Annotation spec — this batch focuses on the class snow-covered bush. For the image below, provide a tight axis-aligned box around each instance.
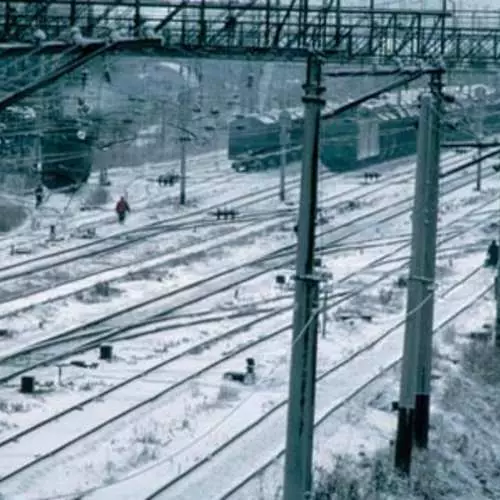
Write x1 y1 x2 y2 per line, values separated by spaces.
461 341 500 385
217 382 240 403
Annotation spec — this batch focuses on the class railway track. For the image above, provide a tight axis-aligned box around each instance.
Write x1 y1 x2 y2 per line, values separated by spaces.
0 161 494 384
31 208 493 352
0 194 493 499
147 283 491 500
0 146 467 276
0 164 430 325
0 238 489 500
0 153 421 294
0 149 487 325
0 164 401 284
0 160 303 255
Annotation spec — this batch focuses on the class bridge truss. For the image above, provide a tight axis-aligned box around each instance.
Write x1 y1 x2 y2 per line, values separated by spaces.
0 1 499 67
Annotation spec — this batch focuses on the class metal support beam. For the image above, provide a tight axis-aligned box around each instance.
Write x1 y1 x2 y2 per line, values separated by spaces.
155 1 186 33
70 0 77 25
0 42 120 113
394 92 433 475
413 71 441 450
335 0 341 47
283 53 325 500
134 0 141 37
4 0 11 40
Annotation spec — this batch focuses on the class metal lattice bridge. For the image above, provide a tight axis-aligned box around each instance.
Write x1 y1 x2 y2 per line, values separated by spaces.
0 0 500 64
0 1 499 112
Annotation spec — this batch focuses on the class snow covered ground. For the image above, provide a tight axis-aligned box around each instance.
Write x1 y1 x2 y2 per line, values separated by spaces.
0 146 497 500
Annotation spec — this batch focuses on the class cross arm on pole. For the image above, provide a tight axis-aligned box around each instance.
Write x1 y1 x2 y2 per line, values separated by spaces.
322 67 444 121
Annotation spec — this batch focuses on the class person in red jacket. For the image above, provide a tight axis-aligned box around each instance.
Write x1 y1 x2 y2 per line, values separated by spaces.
115 196 130 223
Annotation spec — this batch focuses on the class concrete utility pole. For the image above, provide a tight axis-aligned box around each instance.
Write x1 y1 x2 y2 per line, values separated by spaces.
394 92 433 475
279 110 291 202
283 54 325 500
35 55 47 187
475 86 486 191
178 88 191 205
98 69 109 186
413 72 442 450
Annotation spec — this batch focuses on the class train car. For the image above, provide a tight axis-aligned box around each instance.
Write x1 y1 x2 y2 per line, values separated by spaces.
228 108 304 172
319 102 420 171
228 85 500 173
41 118 94 191
228 100 418 172
0 106 95 191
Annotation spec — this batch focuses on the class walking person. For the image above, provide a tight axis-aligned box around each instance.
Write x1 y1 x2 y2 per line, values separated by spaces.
115 196 130 224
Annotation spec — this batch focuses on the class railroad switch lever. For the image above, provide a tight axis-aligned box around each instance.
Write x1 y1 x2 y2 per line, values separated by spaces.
222 357 256 385
215 207 238 220
56 360 99 385
158 173 179 186
364 171 381 182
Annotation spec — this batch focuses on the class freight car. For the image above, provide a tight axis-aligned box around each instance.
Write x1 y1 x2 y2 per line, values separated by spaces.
228 86 500 173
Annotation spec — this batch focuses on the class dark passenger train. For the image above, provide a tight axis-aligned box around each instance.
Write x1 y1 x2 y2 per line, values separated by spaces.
0 105 94 192
228 86 500 173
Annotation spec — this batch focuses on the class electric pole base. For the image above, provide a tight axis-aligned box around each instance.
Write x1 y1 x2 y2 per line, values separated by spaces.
414 393 430 449
394 407 414 475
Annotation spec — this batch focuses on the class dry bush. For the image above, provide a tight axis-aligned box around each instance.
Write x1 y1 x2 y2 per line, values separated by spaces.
0 399 31 414
217 382 240 402
314 456 365 500
75 282 121 303
461 341 500 385
378 288 393 306
312 449 457 500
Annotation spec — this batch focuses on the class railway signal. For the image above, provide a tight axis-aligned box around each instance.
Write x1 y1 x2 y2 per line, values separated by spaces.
178 88 192 206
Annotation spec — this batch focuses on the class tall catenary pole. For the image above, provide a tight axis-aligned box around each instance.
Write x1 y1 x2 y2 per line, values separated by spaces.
394 92 433 475
475 85 486 192
178 88 190 206
413 72 442 449
283 54 325 500
279 110 290 202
